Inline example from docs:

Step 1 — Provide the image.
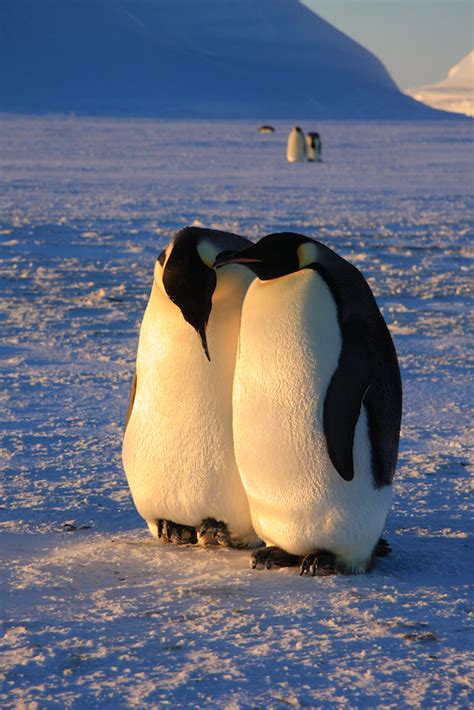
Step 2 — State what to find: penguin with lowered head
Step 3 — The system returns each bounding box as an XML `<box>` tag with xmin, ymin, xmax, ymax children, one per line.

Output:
<box><xmin>123</xmin><ymin>226</ymin><xmax>260</xmax><ymax>549</ymax></box>
<box><xmin>215</xmin><ymin>233</ymin><xmax>402</xmax><ymax>575</ymax></box>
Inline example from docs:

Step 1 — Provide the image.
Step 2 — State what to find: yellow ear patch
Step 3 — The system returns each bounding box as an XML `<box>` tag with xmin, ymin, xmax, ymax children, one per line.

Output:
<box><xmin>297</xmin><ymin>241</ymin><xmax>318</xmax><ymax>269</ymax></box>
<box><xmin>197</xmin><ymin>240</ymin><xmax>220</xmax><ymax>268</ymax></box>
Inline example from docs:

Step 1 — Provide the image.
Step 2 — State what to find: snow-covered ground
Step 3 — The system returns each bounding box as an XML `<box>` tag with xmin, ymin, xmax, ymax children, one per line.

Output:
<box><xmin>1</xmin><ymin>116</ymin><xmax>473</xmax><ymax>708</ymax></box>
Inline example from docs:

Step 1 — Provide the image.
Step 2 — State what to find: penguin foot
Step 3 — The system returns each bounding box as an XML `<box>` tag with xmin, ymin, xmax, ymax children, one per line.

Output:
<box><xmin>157</xmin><ymin>519</ymin><xmax>197</xmax><ymax>545</ymax></box>
<box><xmin>251</xmin><ymin>546</ymin><xmax>300</xmax><ymax>570</ymax></box>
<box><xmin>300</xmin><ymin>551</ymin><xmax>337</xmax><ymax>577</ymax></box>
<box><xmin>198</xmin><ymin>518</ymin><xmax>248</xmax><ymax>548</ymax></box>
<box><xmin>375</xmin><ymin>537</ymin><xmax>392</xmax><ymax>557</ymax></box>
<box><xmin>198</xmin><ymin>518</ymin><xmax>228</xmax><ymax>546</ymax></box>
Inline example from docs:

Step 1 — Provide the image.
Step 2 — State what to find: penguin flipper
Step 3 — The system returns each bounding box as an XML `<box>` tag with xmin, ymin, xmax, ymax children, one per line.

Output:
<box><xmin>323</xmin><ymin>314</ymin><xmax>373</xmax><ymax>482</ymax></box>
<box><xmin>124</xmin><ymin>370</ymin><xmax>137</xmax><ymax>430</ymax></box>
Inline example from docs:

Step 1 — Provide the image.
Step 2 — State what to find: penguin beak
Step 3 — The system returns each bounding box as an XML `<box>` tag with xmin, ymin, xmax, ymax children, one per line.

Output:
<box><xmin>214</xmin><ymin>252</ymin><xmax>263</xmax><ymax>268</ymax></box>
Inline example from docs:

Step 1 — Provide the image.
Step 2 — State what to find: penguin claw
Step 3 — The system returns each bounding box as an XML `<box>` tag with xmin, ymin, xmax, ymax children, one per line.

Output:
<box><xmin>300</xmin><ymin>551</ymin><xmax>337</xmax><ymax>577</ymax></box>
<box><xmin>251</xmin><ymin>546</ymin><xmax>300</xmax><ymax>571</ymax></box>
<box><xmin>198</xmin><ymin>518</ymin><xmax>249</xmax><ymax>548</ymax></box>
<box><xmin>299</xmin><ymin>557</ymin><xmax>311</xmax><ymax>576</ymax></box>
<box><xmin>157</xmin><ymin>519</ymin><xmax>164</xmax><ymax>539</ymax></box>
<box><xmin>156</xmin><ymin>519</ymin><xmax>197</xmax><ymax>545</ymax></box>
<box><xmin>198</xmin><ymin>517</ymin><xmax>228</xmax><ymax>546</ymax></box>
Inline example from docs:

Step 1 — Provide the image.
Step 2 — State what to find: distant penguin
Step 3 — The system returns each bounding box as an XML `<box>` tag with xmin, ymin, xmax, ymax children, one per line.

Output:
<box><xmin>123</xmin><ymin>226</ymin><xmax>260</xmax><ymax>549</ymax></box>
<box><xmin>306</xmin><ymin>132</ymin><xmax>322</xmax><ymax>162</ymax></box>
<box><xmin>286</xmin><ymin>126</ymin><xmax>306</xmax><ymax>162</ymax></box>
<box><xmin>215</xmin><ymin>233</ymin><xmax>402</xmax><ymax>575</ymax></box>
<box><xmin>258</xmin><ymin>125</ymin><xmax>275</xmax><ymax>133</ymax></box>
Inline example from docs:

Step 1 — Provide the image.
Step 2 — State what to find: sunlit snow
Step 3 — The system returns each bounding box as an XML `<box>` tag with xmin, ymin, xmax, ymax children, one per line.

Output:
<box><xmin>1</xmin><ymin>116</ymin><xmax>472</xmax><ymax>708</ymax></box>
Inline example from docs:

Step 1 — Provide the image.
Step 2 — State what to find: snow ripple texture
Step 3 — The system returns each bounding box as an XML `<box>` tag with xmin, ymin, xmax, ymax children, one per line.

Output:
<box><xmin>1</xmin><ymin>116</ymin><xmax>473</xmax><ymax>708</ymax></box>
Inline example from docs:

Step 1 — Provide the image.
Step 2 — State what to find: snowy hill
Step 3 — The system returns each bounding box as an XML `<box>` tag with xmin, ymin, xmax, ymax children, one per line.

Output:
<box><xmin>0</xmin><ymin>0</ymin><xmax>458</xmax><ymax>119</ymax></box>
<box><xmin>406</xmin><ymin>51</ymin><xmax>474</xmax><ymax>117</ymax></box>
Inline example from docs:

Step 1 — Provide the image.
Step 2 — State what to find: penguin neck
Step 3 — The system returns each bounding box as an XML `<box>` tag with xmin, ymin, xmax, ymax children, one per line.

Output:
<box><xmin>213</xmin><ymin>263</ymin><xmax>255</xmax><ymax>304</ymax></box>
<box><xmin>256</xmin><ymin>267</ymin><xmax>313</xmax><ymax>289</ymax></box>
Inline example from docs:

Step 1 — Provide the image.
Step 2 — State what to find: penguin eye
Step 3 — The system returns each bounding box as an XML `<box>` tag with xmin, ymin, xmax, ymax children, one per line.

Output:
<box><xmin>157</xmin><ymin>250</ymin><xmax>166</xmax><ymax>266</ymax></box>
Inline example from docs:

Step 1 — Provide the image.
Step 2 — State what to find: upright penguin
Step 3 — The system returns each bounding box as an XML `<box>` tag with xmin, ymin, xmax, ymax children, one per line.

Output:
<box><xmin>123</xmin><ymin>226</ymin><xmax>259</xmax><ymax>548</ymax></box>
<box><xmin>286</xmin><ymin>127</ymin><xmax>307</xmax><ymax>163</ymax></box>
<box><xmin>306</xmin><ymin>132</ymin><xmax>322</xmax><ymax>162</ymax></box>
<box><xmin>215</xmin><ymin>233</ymin><xmax>402</xmax><ymax>574</ymax></box>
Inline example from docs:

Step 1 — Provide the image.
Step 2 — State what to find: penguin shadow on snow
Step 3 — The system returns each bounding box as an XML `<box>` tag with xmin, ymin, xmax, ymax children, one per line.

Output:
<box><xmin>113</xmin><ymin>524</ymin><xmax>470</xmax><ymax>586</ymax></box>
<box><xmin>386</xmin><ymin>528</ymin><xmax>471</xmax><ymax>582</ymax></box>
<box><xmin>116</xmin><ymin>533</ymin><xmax>262</xmax><ymax>578</ymax></box>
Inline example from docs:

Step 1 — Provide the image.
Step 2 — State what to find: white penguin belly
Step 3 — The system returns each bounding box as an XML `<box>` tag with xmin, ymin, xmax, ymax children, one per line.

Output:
<box><xmin>123</xmin><ymin>266</ymin><xmax>256</xmax><ymax>544</ymax></box>
<box><xmin>233</xmin><ymin>270</ymin><xmax>392</xmax><ymax>570</ymax></box>
<box><xmin>287</xmin><ymin>130</ymin><xmax>306</xmax><ymax>163</ymax></box>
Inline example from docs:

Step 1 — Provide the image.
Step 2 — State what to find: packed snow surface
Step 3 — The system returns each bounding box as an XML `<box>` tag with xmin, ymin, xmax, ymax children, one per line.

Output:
<box><xmin>1</xmin><ymin>116</ymin><xmax>473</xmax><ymax>708</ymax></box>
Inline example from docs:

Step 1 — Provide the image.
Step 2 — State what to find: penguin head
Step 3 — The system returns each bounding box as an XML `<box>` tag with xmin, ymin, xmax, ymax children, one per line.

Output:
<box><xmin>214</xmin><ymin>232</ymin><xmax>319</xmax><ymax>281</ymax></box>
<box><xmin>156</xmin><ymin>226</ymin><xmax>250</xmax><ymax>360</ymax></box>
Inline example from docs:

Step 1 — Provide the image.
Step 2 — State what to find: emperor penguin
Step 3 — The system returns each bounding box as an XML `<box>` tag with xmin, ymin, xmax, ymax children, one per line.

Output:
<box><xmin>306</xmin><ymin>132</ymin><xmax>322</xmax><ymax>162</ymax></box>
<box><xmin>286</xmin><ymin>127</ymin><xmax>307</xmax><ymax>163</ymax></box>
<box><xmin>122</xmin><ymin>226</ymin><xmax>260</xmax><ymax>548</ymax></box>
<box><xmin>215</xmin><ymin>233</ymin><xmax>402</xmax><ymax>575</ymax></box>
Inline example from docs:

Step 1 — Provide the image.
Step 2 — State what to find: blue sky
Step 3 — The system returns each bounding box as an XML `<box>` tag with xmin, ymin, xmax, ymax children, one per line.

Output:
<box><xmin>303</xmin><ymin>0</ymin><xmax>473</xmax><ymax>89</ymax></box>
